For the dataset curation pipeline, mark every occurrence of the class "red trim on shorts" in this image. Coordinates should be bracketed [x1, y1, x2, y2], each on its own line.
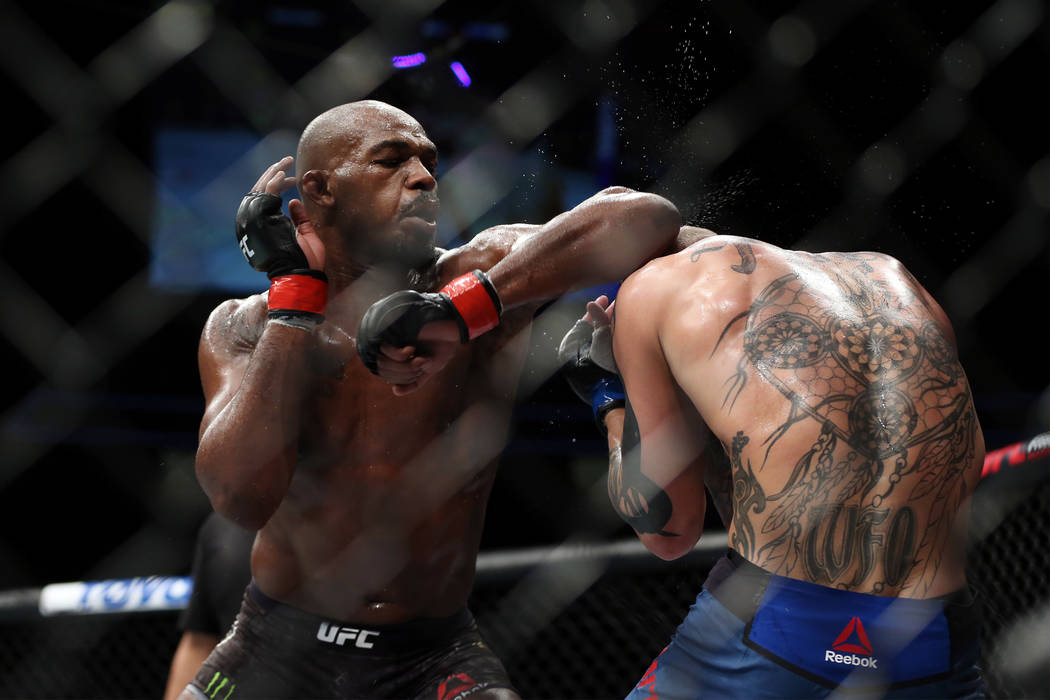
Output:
[634, 646, 665, 700]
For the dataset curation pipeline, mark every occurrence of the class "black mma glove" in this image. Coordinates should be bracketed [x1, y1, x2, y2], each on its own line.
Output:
[558, 316, 625, 434]
[356, 270, 503, 375]
[235, 192, 327, 329]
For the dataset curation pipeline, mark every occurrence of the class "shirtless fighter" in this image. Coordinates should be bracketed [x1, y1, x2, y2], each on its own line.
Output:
[183, 100, 682, 699]
[560, 235, 987, 697]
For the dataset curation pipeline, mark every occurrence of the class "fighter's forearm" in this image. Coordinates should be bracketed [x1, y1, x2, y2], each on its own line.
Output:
[195, 324, 313, 529]
[670, 225, 718, 253]
[486, 188, 681, 310]
[604, 407, 630, 522]
[602, 406, 678, 538]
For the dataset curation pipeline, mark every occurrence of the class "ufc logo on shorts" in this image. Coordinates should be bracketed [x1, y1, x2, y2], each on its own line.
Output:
[316, 621, 380, 649]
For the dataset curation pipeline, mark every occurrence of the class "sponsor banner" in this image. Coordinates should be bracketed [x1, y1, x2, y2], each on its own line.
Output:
[982, 431, 1050, 477]
[39, 576, 193, 616]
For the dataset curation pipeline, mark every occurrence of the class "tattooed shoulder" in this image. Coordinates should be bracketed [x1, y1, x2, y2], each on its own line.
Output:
[689, 242, 726, 263]
[688, 239, 756, 275]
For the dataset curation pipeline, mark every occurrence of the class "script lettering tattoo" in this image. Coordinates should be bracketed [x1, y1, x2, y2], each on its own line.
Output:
[610, 402, 678, 536]
[883, 507, 917, 587]
[719, 252, 977, 593]
[802, 504, 888, 586]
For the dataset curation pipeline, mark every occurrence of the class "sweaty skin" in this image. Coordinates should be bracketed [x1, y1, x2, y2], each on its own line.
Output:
[604, 235, 985, 599]
[194, 101, 683, 625]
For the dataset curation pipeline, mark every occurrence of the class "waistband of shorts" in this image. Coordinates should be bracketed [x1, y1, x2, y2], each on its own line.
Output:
[245, 579, 475, 654]
[703, 549, 981, 647]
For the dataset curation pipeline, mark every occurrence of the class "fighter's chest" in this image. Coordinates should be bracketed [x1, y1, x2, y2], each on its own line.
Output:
[299, 334, 474, 450]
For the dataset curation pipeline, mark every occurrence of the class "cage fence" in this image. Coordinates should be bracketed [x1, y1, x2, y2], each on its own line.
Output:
[0, 0, 1047, 699]
[0, 463, 1047, 700]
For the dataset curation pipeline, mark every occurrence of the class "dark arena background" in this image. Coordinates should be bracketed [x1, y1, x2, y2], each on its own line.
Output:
[0, 0, 1047, 698]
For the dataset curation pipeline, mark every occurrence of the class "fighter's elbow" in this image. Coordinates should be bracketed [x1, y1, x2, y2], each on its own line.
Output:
[207, 486, 278, 531]
[629, 192, 681, 237]
[590, 191, 680, 274]
[195, 461, 281, 530]
[597, 188, 680, 233]
[596, 185, 636, 197]
[640, 521, 703, 561]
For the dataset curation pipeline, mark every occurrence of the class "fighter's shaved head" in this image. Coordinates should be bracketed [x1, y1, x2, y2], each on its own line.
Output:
[295, 100, 425, 176]
[290, 99, 439, 265]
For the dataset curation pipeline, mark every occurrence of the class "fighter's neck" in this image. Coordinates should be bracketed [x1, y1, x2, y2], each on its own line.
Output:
[319, 258, 434, 344]
[328, 253, 439, 290]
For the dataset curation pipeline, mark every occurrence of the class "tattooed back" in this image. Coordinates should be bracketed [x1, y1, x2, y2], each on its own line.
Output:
[635, 235, 984, 598]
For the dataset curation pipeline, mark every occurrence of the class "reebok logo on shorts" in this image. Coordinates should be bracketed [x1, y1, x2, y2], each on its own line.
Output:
[316, 621, 380, 648]
[824, 616, 878, 669]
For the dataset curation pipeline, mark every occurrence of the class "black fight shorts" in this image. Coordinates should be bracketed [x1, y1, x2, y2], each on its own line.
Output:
[184, 580, 516, 700]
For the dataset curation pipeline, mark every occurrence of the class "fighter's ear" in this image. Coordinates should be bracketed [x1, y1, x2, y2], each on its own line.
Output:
[299, 169, 334, 207]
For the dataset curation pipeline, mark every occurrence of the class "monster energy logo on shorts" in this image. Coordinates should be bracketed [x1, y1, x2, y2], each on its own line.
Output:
[203, 671, 236, 699]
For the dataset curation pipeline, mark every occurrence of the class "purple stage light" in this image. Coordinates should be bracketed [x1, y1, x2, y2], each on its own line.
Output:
[450, 61, 472, 87]
[392, 53, 427, 68]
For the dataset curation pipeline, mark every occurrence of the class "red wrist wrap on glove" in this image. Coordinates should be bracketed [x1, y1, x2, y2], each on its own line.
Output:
[268, 275, 328, 315]
[441, 270, 502, 340]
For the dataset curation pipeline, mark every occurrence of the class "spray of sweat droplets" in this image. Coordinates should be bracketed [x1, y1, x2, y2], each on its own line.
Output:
[596, 8, 758, 228]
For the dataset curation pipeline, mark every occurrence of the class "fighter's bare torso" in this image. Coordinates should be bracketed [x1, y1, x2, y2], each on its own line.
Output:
[202, 239, 536, 624]
[643, 236, 985, 598]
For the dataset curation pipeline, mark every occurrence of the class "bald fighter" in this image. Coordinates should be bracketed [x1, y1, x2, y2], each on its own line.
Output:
[560, 235, 987, 698]
[183, 100, 684, 699]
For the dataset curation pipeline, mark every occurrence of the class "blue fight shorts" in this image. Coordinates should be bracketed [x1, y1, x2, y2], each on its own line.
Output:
[626, 550, 985, 699]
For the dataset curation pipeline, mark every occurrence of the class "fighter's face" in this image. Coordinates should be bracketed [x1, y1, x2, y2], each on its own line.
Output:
[330, 114, 439, 267]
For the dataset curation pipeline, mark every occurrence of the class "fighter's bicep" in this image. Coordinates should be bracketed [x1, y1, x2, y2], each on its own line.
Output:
[612, 288, 707, 547]
[619, 384, 707, 509]
[611, 280, 685, 445]
[614, 387, 707, 556]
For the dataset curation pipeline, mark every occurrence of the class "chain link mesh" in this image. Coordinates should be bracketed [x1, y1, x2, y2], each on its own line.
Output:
[0, 469, 1046, 699]
[0, 0, 1046, 698]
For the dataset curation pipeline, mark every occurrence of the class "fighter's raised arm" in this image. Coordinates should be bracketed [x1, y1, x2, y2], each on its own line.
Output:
[483, 185, 682, 309]
[357, 185, 682, 391]
[558, 271, 712, 561]
[195, 157, 327, 529]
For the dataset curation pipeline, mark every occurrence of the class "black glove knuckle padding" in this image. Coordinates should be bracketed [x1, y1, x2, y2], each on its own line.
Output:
[356, 291, 459, 375]
[558, 321, 612, 404]
[235, 192, 309, 278]
[564, 357, 613, 405]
